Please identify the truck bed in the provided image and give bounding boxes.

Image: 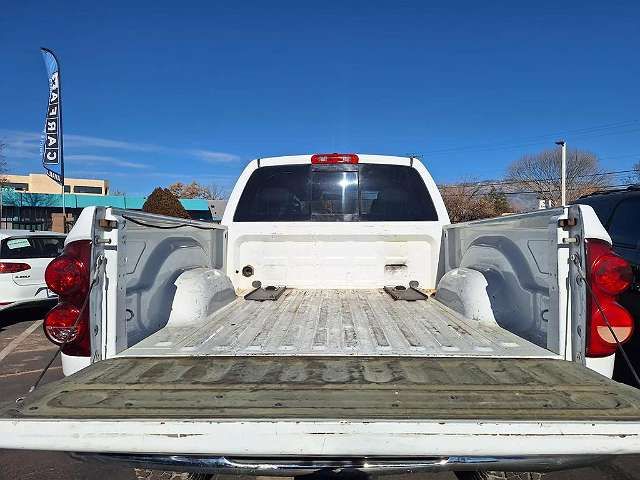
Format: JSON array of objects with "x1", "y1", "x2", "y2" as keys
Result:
[{"x1": 121, "y1": 289, "x2": 555, "y2": 358}]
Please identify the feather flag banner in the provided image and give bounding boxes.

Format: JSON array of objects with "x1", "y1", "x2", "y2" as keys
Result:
[{"x1": 40, "y1": 48, "x2": 64, "y2": 185}]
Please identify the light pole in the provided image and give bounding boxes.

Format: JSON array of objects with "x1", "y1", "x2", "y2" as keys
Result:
[{"x1": 555, "y1": 140, "x2": 567, "y2": 206}]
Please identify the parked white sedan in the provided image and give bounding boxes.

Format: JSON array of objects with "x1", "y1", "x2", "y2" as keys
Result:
[{"x1": 0, "y1": 230, "x2": 66, "y2": 312}]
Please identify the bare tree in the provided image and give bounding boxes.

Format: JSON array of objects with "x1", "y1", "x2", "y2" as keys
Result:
[
  {"x1": 168, "y1": 181, "x2": 226, "y2": 199},
  {"x1": 205, "y1": 183, "x2": 226, "y2": 200},
  {"x1": 632, "y1": 161, "x2": 640, "y2": 184},
  {"x1": 439, "y1": 182, "x2": 512, "y2": 223},
  {"x1": 2, "y1": 190, "x2": 54, "y2": 209},
  {"x1": 21, "y1": 192, "x2": 55, "y2": 208},
  {"x1": 0, "y1": 189, "x2": 55, "y2": 228},
  {"x1": 506, "y1": 148, "x2": 608, "y2": 205}
]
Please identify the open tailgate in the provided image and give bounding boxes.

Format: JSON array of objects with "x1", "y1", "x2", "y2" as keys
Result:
[{"x1": 2, "y1": 356, "x2": 640, "y2": 456}]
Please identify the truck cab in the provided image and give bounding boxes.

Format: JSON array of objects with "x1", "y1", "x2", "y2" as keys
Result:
[{"x1": 223, "y1": 154, "x2": 448, "y2": 291}]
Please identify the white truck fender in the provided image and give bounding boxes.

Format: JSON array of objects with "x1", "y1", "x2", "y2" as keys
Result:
[
  {"x1": 168, "y1": 268, "x2": 236, "y2": 327},
  {"x1": 434, "y1": 267, "x2": 497, "y2": 324}
]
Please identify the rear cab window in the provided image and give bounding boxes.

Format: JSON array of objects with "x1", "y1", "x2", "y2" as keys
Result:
[
  {"x1": 311, "y1": 170, "x2": 359, "y2": 221},
  {"x1": 0, "y1": 236, "x2": 65, "y2": 259},
  {"x1": 608, "y1": 197, "x2": 640, "y2": 248},
  {"x1": 234, "y1": 164, "x2": 438, "y2": 222}
]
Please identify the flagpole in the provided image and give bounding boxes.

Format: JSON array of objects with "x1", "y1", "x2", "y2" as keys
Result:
[{"x1": 58, "y1": 50, "x2": 65, "y2": 231}]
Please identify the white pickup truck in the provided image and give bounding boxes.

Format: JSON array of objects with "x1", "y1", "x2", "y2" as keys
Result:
[{"x1": 2, "y1": 154, "x2": 640, "y2": 480}]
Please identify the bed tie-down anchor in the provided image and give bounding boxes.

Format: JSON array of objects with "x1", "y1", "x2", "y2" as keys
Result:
[
  {"x1": 244, "y1": 281, "x2": 286, "y2": 301},
  {"x1": 383, "y1": 281, "x2": 429, "y2": 301}
]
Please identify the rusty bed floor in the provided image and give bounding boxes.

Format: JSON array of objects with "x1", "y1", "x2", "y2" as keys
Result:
[{"x1": 120, "y1": 289, "x2": 555, "y2": 358}]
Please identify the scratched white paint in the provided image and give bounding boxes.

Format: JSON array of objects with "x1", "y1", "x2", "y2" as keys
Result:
[{"x1": 1, "y1": 419, "x2": 640, "y2": 456}]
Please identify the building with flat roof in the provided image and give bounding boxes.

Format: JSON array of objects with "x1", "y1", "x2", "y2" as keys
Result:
[
  {"x1": 0, "y1": 174, "x2": 226, "y2": 232},
  {"x1": 0, "y1": 189, "x2": 222, "y2": 232},
  {"x1": 4, "y1": 173, "x2": 108, "y2": 195}
]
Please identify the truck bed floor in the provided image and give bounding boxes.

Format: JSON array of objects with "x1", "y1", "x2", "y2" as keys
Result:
[{"x1": 121, "y1": 289, "x2": 555, "y2": 358}]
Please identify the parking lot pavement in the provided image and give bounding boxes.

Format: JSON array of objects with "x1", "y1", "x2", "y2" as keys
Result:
[
  {"x1": 1, "y1": 309, "x2": 640, "y2": 479},
  {"x1": 0, "y1": 307, "x2": 137, "y2": 480}
]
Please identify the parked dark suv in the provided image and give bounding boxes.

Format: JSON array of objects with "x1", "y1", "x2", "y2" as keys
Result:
[{"x1": 575, "y1": 186, "x2": 640, "y2": 385}]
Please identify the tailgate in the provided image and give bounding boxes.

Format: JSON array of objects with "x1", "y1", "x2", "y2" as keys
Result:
[{"x1": 2, "y1": 356, "x2": 640, "y2": 456}]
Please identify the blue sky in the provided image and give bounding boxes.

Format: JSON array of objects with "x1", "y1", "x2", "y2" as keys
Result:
[{"x1": 1, "y1": 0, "x2": 640, "y2": 195}]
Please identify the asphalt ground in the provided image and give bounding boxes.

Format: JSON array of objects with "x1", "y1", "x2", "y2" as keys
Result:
[{"x1": 0, "y1": 308, "x2": 639, "y2": 479}]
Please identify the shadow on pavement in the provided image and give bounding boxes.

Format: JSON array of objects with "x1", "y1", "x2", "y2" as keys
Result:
[{"x1": 0, "y1": 302, "x2": 55, "y2": 333}]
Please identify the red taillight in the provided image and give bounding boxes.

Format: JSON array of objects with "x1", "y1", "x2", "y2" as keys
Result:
[
  {"x1": 0, "y1": 262, "x2": 31, "y2": 273},
  {"x1": 592, "y1": 254, "x2": 633, "y2": 295},
  {"x1": 311, "y1": 153, "x2": 359, "y2": 164},
  {"x1": 45, "y1": 256, "x2": 87, "y2": 296},
  {"x1": 592, "y1": 303, "x2": 634, "y2": 344},
  {"x1": 586, "y1": 239, "x2": 635, "y2": 357},
  {"x1": 44, "y1": 302, "x2": 83, "y2": 343},
  {"x1": 43, "y1": 240, "x2": 92, "y2": 357}
]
